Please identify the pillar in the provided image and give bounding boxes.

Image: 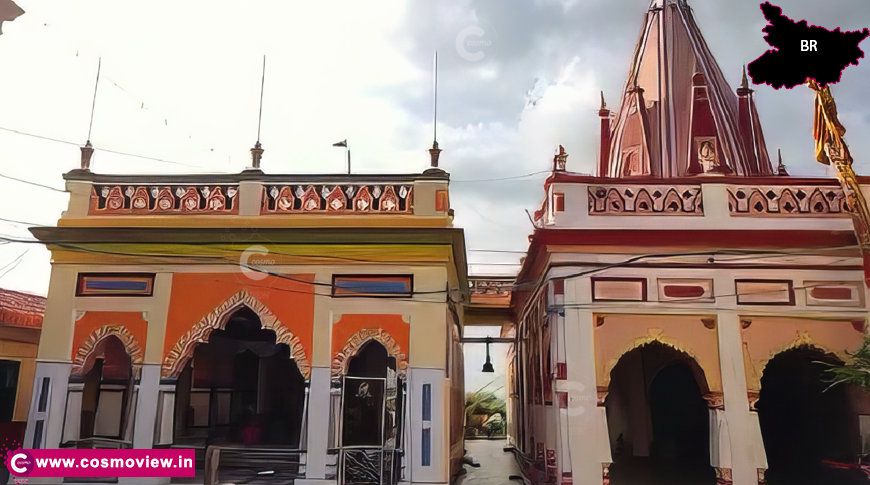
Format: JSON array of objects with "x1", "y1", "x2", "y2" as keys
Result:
[
  {"x1": 716, "y1": 311, "x2": 768, "y2": 485},
  {"x1": 298, "y1": 366, "x2": 332, "y2": 485},
  {"x1": 560, "y1": 276, "x2": 612, "y2": 485},
  {"x1": 22, "y1": 362, "x2": 71, "y2": 484}
]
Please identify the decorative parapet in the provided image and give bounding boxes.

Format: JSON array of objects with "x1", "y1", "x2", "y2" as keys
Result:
[
  {"x1": 469, "y1": 278, "x2": 513, "y2": 298},
  {"x1": 89, "y1": 185, "x2": 239, "y2": 215},
  {"x1": 262, "y1": 184, "x2": 413, "y2": 214},
  {"x1": 588, "y1": 185, "x2": 703, "y2": 215},
  {"x1": 727, "y1": 186, "x2": 848, "y2": 216}
]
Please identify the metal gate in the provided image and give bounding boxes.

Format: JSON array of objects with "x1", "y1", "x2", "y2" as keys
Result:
[{"x1": 339, "y1": 374, "x2": 403, "y2": 485}]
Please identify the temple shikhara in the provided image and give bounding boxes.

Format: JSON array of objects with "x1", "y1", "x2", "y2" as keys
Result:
[{"x1": 7, "y1": 1, "x2": 870, "y2": 485}]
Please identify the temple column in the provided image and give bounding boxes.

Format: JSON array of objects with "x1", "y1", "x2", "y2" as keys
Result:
[
  {"x1": 21, "y1": 362, "x2": 70, "y2": 484},
  {"x1": 561, "y1": 276, "x2": 611, "y2": 485},
  {"x1": 300, "y1": 366, "x2": 332, "y2": 483},
  {"x1": 298, "y1": 272, "x2": 336, "y2": 485},
  {"x1": 126, "y1": 363, "x2": 165, "y2": 485},
  {"x1": 715, "y1": 310, "x2": 768, "y2": 485}
]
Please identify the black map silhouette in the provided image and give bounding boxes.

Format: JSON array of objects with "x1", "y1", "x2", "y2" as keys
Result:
[{"x1": 747, "y1": 2, "x2": 869, "y2": 89}]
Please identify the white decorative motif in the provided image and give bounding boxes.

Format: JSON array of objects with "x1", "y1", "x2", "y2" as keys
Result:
[
  {"x1": 728, "y1": 186, "x2": 848, "y2": 216},
  {"x1": 588, "y1": 185, "x2": 703, "y2": 214},
  {"x1": 72, "y1": 325, "x2": 143, "y2": 376}
]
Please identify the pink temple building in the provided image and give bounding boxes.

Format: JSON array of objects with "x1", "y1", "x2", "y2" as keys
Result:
[{"x1": 509, "y1": 1, "x2": 870, "y2": 485}]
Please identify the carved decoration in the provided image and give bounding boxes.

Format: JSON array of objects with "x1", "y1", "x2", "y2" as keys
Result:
[
  {"x1": 602, "y1": 464, "x2": 611, "y2": 485},
  {"x1": 588, "y1": 185, "x2": 702, "y2": 215},
  {"x1": 263, "y1": 184, "x2": 413, "y2": 214},
  {"x1": 727, "y1": 186, "x2": 848, "y2": 216},
  {"x1": 741, "y1": 319, "x2": 753, "y2": 329},
  {"x1": 469, "y1": 278, "x2": 513, "y2": 297},
  {"x1": 161, "y1": 289, "x2": 309, "y2": 379},
  {"x1": 89, "y1": 185, "x2": 239, "y2": 215},
  {"x1": 702, "y1": 318, "x2": 716, "y2": 330},
  {"x1": 703, "y1": 392, "x2": 725, "y2": 410},
  {"x1": 331, "y1": 328, "x2": 408, "y2": 379},
  {"x1": 597, "y1": 386, "x2": 609, "y2": 406},
  {"x1": 748, "y1": 390, "x2": 760, "y2": 411},
  {"x1": 757, "y1": 468, "x2": 767, "y2": 485},
  {"x1": 715, "y1": 467, "x2": 733, "y2": 485},
  {"x1": 749, "y1": 337, "x2": 848, "y2": 392},
  {"x1": 72, "y1": 325, "x2": 143, "y2": 376}
]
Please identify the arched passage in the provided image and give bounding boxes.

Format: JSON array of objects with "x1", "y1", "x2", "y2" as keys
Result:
[
  {"x1": 339, "y1": 339, "x2": 406, "y2": 485},
  {"x1": 605, "y1": 341, "x2": 715, "y2": 485},
  {"x1": 173, "y1": 306, "x2": 307, "y2": 449},
  {"x1": 80, "y1": 335, "x2": 134, "y2": 440},
  {"x1": 758, "y1": 346, "x2": 868, "y2": 485}
]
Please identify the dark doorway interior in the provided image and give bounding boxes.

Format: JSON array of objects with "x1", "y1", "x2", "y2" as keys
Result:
[
  {"x1": 79, "y1": 336, "x2": 133, "y2": 440},
  {"x1": 340, "y1": 340, "x2": 405, "y2": 485},
  {"x1": 174, "y1": 307, "x2": 307, "y2": 449},
  {"x1": 606, "y1": 342, "x2": 716, "y2": 485},
  {"x1": 758, "y1": 346, "x2": 867, "y2": 485},
  {"x1": 0, "y1": 360, "x2": 20, "y2": 423}
]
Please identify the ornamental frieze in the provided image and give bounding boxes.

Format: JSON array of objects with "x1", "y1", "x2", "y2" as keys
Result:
[
  {"x1": 588, "y1": 185, "x2": 703, "y2": 215},
  {"x1": 89, "y1": 185, "x2": 239, "y2": 215},
  {"x1": 727, "y1": 186, "x2": 848, "y2": 215},
  {"x1": 262, "y1": 184, "x2": 413, "y2": 214}
]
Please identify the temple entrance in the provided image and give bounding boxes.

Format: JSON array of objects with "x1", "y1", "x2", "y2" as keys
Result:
[
  {"x1": 79, "y1": 336, "x2": 134, "y2": 441},
  {"x1": 339, "y1": 340, "x2": 405, "y2": 485},
  {"x1": 605, "y1": 342, "x2": 715, "y2": 485},
  {"x1": 758, "y1": 346, "x2": 867, "y2": 485},
  {"x1": 173, "y1": 306, "x2": 307, "y2": 451}
]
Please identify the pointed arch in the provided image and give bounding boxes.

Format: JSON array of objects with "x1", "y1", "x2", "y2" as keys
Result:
[
  {"x1": 161, "y1": 289, "x2": 310, "y2": 379},
  {"x1": 72, "y1": 325, "x2": 143, "y2": 376},
  {"x1": 602, "y1": 332, "x2": 710, "y2": 393},
  {"x1": 332, "y1": 328, "x2": 408, "y2": 379},
  {"x1": 749, "y1": 336, "x2": 847, "y2": 392}
]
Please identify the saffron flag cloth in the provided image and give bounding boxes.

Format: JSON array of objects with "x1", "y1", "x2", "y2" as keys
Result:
[
  {"x1": 811, "y1": 82, "x2": 849, "y2": 166},
  {"x1": 0, "y1": 0, "x2": 23, "y2": 35}
]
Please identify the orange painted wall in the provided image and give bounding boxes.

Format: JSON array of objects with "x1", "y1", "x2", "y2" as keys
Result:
[
  {"x1": 742, "y1": 317, "x2": 865, "y2": 392},
  {"x1": 163, "y1": 273, "x2": 315, "y2": 363},
  {"x1": 594, "y1": 314, "x2": 722, "y2": 392},
  {"x1": 331, "y1": 314, "x2": 410, "y2": 359},
  {"x1": 72, "y1": 312, "x2": 148, "y2": 359}
]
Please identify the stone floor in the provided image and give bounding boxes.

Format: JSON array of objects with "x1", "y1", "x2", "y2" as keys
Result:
[{"x1": 455, "y1": 440, "x2": 523, "y2": 485}]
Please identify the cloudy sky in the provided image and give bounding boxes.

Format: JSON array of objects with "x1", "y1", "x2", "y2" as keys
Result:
[{"x1": 0, "y1": 0, "x2": 868, "y2": 296}]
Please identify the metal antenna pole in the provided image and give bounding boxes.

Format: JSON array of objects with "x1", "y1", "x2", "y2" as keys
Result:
[
  {"x1": 433, "y1": 51, "x2": 437, "y2": 144},
  {"x1": 87, "y1": 57, "x2": 101, "y2": 143},
  {"x1": 257, "y1": 55, "x2": 266, "y2": 143},
  {"x1": 427, "y1": 52, "x2": 442, "y2": 168}
]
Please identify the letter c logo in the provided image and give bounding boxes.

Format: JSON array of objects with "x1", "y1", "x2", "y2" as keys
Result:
[
  {"x1": 240, "y1": 245, "x2": 269, "y2": 281},
  {"x1": 8, "y1": 451, "x2": 34, "y2": 476},
  {"x1": 456, "y1": 26, "x2": 486, "y2": 62}
]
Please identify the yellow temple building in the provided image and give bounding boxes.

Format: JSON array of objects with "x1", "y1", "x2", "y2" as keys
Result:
[{"x1": 23, "y1": 145, "x2": 467, "y2": 485}]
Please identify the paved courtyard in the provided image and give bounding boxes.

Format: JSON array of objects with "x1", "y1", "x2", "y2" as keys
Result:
[{"x1": 455, "y1": 440, "x2": 524, "y2": 485}]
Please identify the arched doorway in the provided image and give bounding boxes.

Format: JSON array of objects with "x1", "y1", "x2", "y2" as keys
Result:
[
  {"x1": 340, "y1": 340, "x2": 405, "y2": 485},
  {"x1": 173, "y1": 306, "x2": 307, "y2": 449},
  {"x1": 605, "y1": 342, "x2": 715, "y2": 485},
  {"x1": 758, "y1": 346, "x2": 867, "y2": 485},
  {"x1": 80, "y1": 335, "x2": 134, "y2": 440}
]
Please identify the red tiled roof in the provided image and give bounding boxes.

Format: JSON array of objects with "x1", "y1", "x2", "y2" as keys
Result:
[{"x1": 0, "y1": 288, "x2": 46, "y2": 328}]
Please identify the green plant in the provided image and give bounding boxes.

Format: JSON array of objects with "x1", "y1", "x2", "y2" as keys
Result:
[{"x1": 824, "y1": 337, "x2": 870, "y2": 391}]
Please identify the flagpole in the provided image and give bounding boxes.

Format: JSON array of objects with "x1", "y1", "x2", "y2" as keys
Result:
[{"x1": 808, "y1": 80, "x2": 870, "y2": 288}]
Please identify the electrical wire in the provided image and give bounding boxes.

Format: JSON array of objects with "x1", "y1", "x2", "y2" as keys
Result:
[
  {"x1": 452, "y1": 170, "x2": 550, "y2": 183},
  {"x1": 0, "y1": 173, "x2": 66, "y2": 193},
  {"x1": 0, "y1": 126, "x2": 219, "y2": 170},
  {"x1": 0, "y1": 249, "x2": 29, "y2": 279}
]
